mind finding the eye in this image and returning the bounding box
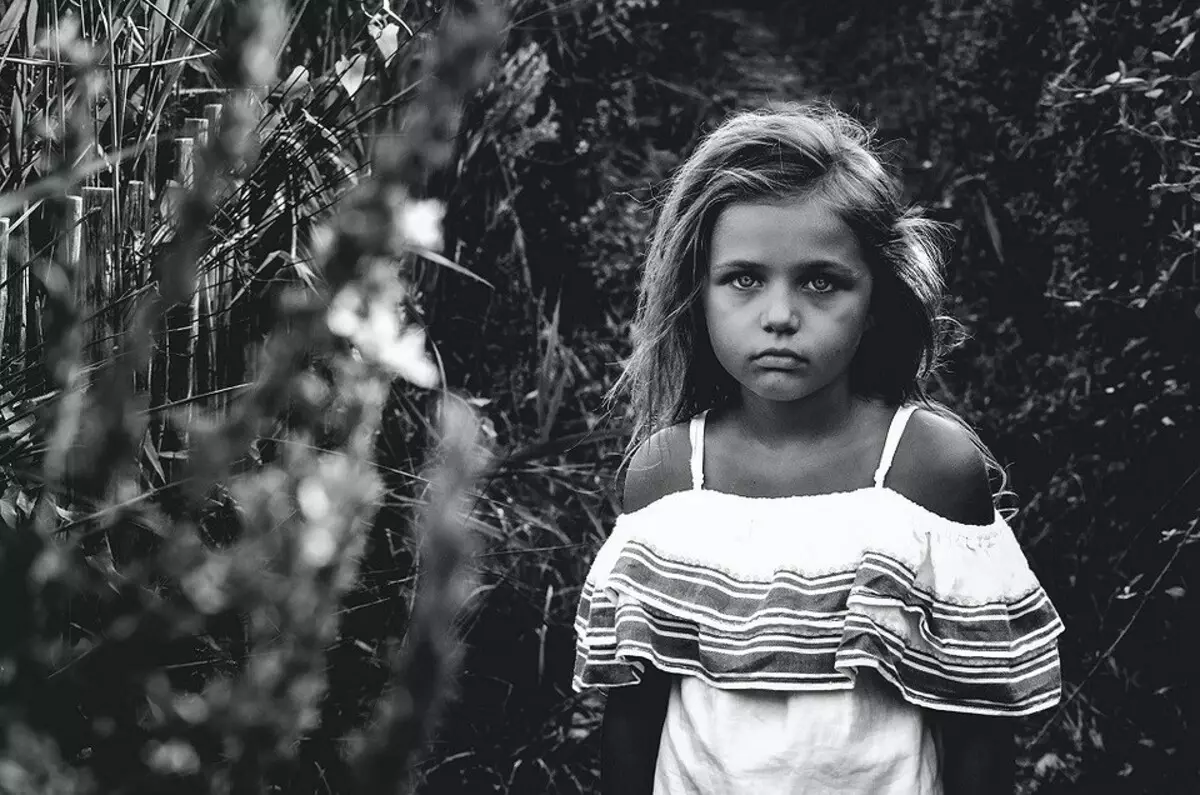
[730,274,761,290]
[807,276,835,293]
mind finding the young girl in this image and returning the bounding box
[573,104,1064,794]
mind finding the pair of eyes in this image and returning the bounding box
[724,274,837,294]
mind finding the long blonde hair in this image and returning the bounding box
[609,103,1011,503]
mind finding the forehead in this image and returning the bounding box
[709,197,868,273]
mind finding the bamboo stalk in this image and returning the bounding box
[123,182,150,397]
[204,104,227,411]
[0,218,8,355]
[66,197,84,268]
[167,136,197,458]
[13,208,30,361]
[183,118,212,413]
[0,218,9,352]
[175,137,195,188]
[124,181,148,287]
[203,103,223,143]
[192,282,209,412]
[145,130,159,202]
[81,187,115,364]
[183,117,209,149]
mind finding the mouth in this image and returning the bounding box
[751,349,807,369]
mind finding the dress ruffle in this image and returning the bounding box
[572,488,1064,717]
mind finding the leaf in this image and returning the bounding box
[412,247,495,288]
[0,497,17,529]
[1152,50,1174,63]
[25,0,38,53]
[1174,30,1196,59]
[10,90,23,166]
[0,0,32,56]
[276,65,310,105]
[143,431,165,482]
[371,21,401,63]
[335,53,368,99]
[1034,752,1065,776]
[1165,586,1186,599]
[978,193,1005,263]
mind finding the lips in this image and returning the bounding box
[751,349,807,368]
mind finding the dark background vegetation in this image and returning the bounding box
[1,0,1197,792]
[423,1,1199,792]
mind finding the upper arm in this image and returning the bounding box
[887,408,996,526]
[621,424,693,514]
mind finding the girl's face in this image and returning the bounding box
[702,196,874,405]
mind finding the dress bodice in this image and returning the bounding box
[573,406,1064,793]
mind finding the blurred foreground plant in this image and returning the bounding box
[0,1,504,793]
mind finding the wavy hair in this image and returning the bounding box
[610,102,1011,502]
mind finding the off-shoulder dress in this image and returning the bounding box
[573,405,1064,794]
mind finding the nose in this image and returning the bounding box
[761,286,799,333]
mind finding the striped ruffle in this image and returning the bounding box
[573,512,1064,716]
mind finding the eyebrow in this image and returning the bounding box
[711,258,861,277]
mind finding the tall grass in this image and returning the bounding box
[0,1,505,792]
[0,1,738,791]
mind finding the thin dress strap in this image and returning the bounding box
[689,411,707,491]
[873,405,918,488]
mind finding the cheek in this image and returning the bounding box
[826,297,873,351]
[701,291,726,340]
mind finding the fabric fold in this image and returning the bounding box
[572,489,1064,716]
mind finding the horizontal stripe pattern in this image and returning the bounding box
[573,537,1064,716]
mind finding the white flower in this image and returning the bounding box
[297,478,331,521]
[327,285,363,337]
[326,267,439,387]
[365,296,402,345]
[380,326,440,388]
[146,740,200,775]
[399,199,445,251]
[182,556,232,614]
[173,693,210,725]
[301,523,337,567]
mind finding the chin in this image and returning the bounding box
[736,369,841,403]
[743,379,820,403]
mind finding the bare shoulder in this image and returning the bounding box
[887,407,996,526]
[622,422,694,513]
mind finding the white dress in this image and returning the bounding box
[574,406,1064,794]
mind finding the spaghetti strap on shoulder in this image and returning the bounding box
[873,404,918,488]
[574,399,1064,718]
[688,411,707,491]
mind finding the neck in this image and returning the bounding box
[732,378,859,445]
